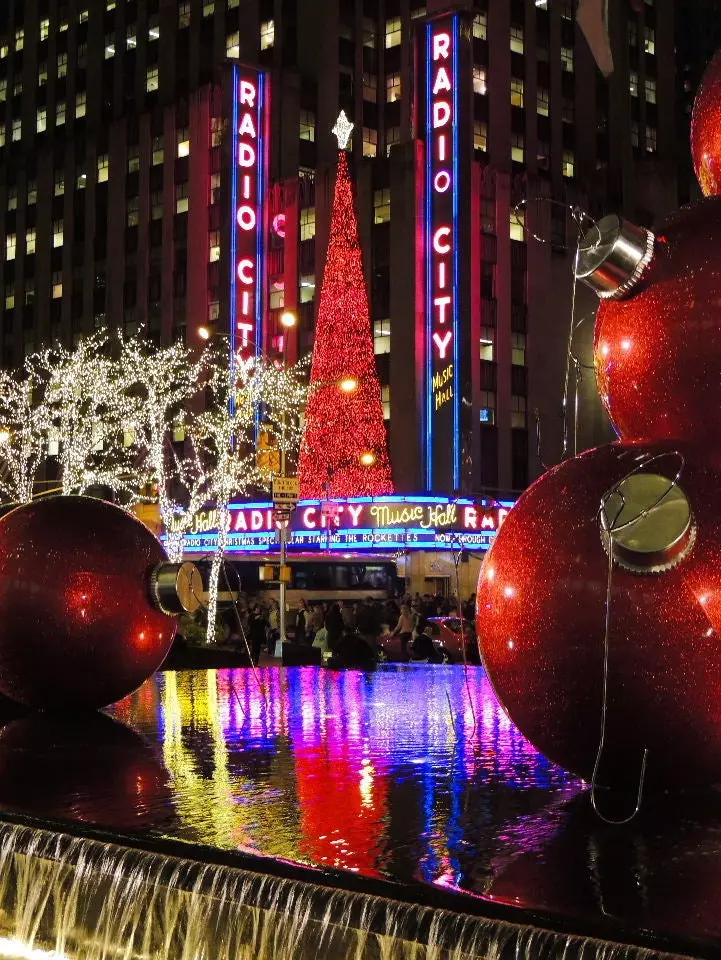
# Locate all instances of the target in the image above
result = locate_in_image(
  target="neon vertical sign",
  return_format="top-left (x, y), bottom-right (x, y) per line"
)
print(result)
top-left (230, 64), bottom-right (268, 368)
top-left (425, 16), bottom-right (460, 492)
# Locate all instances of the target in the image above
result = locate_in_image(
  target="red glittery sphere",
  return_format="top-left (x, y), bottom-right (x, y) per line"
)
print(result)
top-left (476, 441), bottom-right (721, 788)
top-left (0, 496), bottom-right (176, 710)
top-left (691, 50), bottom-right (721, 197)
top-left (594, 198), bottom-right (721, 445)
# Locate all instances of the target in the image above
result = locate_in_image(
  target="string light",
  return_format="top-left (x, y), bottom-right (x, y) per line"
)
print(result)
top-left (0, 367), bottom-right (46, 504)
top-left (298, 150), bottom-right (393, 499)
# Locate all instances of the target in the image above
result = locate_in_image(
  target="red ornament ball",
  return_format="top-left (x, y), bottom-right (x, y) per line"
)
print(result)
top-left (0, 496), bottom-right (176, 710)
top-left (691, 50), bottom-right (721, 197)
top-left (476, 441), bottom-right (721, 789)
top-left (594, 198), bottom-right (721, 445)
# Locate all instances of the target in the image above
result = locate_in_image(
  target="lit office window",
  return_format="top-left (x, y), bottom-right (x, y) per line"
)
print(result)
top-left (53, 222), bottom-right (64, 248)
top-left (11, 119), bottom-right (21, 142)
top-left (374, 319), bottom-right (391, 355)
top-left (512, 332), bottom-right (526, 366)
top-left (0, 80), bottom-right (6, 102)
top-left (300, 274), bottom-right (315, 303)
top-left (13, 78), bottom-right (22, 97)
top-left (510, 77), bottom-right (524, 107)
top-left (645, 27), bottom-right (655, 54)
top-left (226, 32), bottom-right (240, 58)
top-left (373, 188), bottom-right (391, 224)
top-left (561, 47), bottom-right (574, 72)
top-left (537, 87), bottom-right (549, 115)
top-left (510, 26), bottom-right (524, 54)
top-left (260, 20), bottom-right (275, 49)
top-left (644, 77), bottom-right (656, 104)
top-left (148, 18), bottom-right (160, 41)
top-left (146, 67), bottom-right (159, 92)
top-left (177, 128), bottom-right (190, 157)
top-left (381, 385), bottom-right (390, 420)
top-left (228, 0), bottom-right (239, 8)
top-left (128, 145), bottom-right (140, 172)
top-left (178, 3), bottom-right (191, 27)
top-left (56, 101), bottom-right (66, 126)
top-left (473, 121), bottom-right (488, 153)
top-left (510, 207), bottom-right (524, 241)
top-left (386, 127), bottom-right (400, 156)
top-left (79, 9), bottom-right (89, 22)
top-left (646, 126), bottom-right (657, 152)
top-left (36, 108), bottom-right (47, 133)
top-left (7, 188), bottom-right (17, 210)
top-left (25, 230), bottom-right (36, 255)
top-left (480, 327), bottom-right (495, 361)
top-left (211, 119), bottom-right (222, 148)
top-left (562, 150), bottom-right (575, 178)
top-left (299, 109), bottom-right (315, 142)
top-left (385, 17), bottom-right (401, 48)
top-left (76, 166), bottom-right (88, 189)
top-left (14, 29), bottom-right (23, 52)
top-left (57, 53), bottom-right (68, 77)
top-left (5, 288), bottom-right (14, 310)
top-left (127, 196), bottom-right (140, 226)
top-left (5, 235), bottom-right (16, 261)
top-left (97, 154), bottom-right (109, 182)
top-left (54, 172), bottom-right (64, 196)
top-left (386, 73), bottom-right (401, 102)
top-left (209, 231), bottom-right (220, 262)
top-left (473, 66), bottom-right (487, 95)
top-left (363, 73), bottom-right (377, 102)
top-left (0, 45), bottom-right (8, 59)
top-left (126, 25), bottom-right (137, 48)
top-left (152, 137), bottom-right (164, 166)
top-left (203, 1), bottom-right (215, 16)
top-left (38, 62), bottom-right (48, 85)
top-left (473, 13), bottom-right (487, 39)
top-left (511, 133), bottom-right (525, 164)
top-left (300, 207), bottom-right (315, 242)
top-left (40, 18), bottom-right (51, 40)
top-left (75, 92), bottom-right (87, 118)
top-left (52, 272), bottom-right (63, 299)
top-left (629, 71), bottom-right (639, 97)
top-left (175, 183), bottom-right (189, 215)
top-left (362, 127), bottom-right (377, 158)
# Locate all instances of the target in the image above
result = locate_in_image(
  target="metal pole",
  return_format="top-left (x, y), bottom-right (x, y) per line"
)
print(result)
top-left (275, 340), bottom-right (289, 660)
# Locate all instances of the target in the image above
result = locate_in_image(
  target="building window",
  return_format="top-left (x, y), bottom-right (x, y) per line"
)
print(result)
top-left (381, 385), bottom-right (390, 420)
top-left (362, 127), bottom-right (377, 158)
top-left (6, 235), bottom-right (16, 261)
top-left (7, 188), bottom-right (17, 211)
top-left (474, 121), bottom-right (488, 153)
top-left (128, 145), bottom-right (140, 172)
top-left (562, 150), bottom-right (575, 178)
top-left (226, 31), bottom-right (240, 58)
top-left (203, 1), bottom-right (215, 16)
top-left (510, 25), bottom-right (524, 54)
top-left (260, 20), bottom-right (275, 49)
top-left (56, 101), bottom-right (66, 126)
top-left (510, 207), bottom-right (524, 241)
top-left (38, 63), bottom-right (48, 86)
top-left (76, 167), bottom-right (88, 189)
top-left (53, 222), bottom-right (63, 248)
top-left (363, 73), bottom-right (377, 102)
top-left (628, 21), bottom-right (638, 46)
top-left (386, 127), bottom-right (400, 156)
top-left (385, 17), bottom-right (401, 48)
top-left (562, 97), bottom-right (574, 123)
top-left (537, 87), bottom-right (549, 116)
top-left (0, 45), bottom-right (6, 59)
top-left (228, 0), bottom-right (239, 8)
top-left (210, 172), bottom-right (221, 205)
top-left (13, 77), bottom-right (22, 97)
top-left (510, 77), bottom-right (524, 107)
top-left (127, 197), bottom-right (140, 226)
top-left (152, 137), bottom-right (164, 165)
top-left (175, 183), bottom-right (189, 215)
top-left (645, 27), bottom-right (655, 55)
top-left (512, 332), bottom-right (526, 366)
top-left (24, 282), bottom-right (34, 307)
top-left (511, 395), bottom-right (526, 428)
top-left (5, 287), bottom-right (14, 310)
top-left (52, 272), bottom-right (63, 299)
top-left (511, 133), bottom-right (524, 164)
top-left (299, 109), bottom-right (315, 142)
top-left (480, 326), bottom-right (495, 361)
top-left (300, 207), bottom-right (315, 242)
top-left (644, 77), bottom-right (656, 104)
top-left (269, 286), bottom-right (284, 311)
top-left (209, 231), bottom-right (220, 262)
top-left (178, 3), bottom-right (191, 27)
top-left (97, 154), bottom-right (109, 182)
top-left (386, 73), bottom-right (401, 102)
top-left (373, 188), bottom-right (391, 224)
top-left (27, 181), bottom-right (37, 205)
top-left (0, 80), bottom-right (6, 102)
top-left (15, 29), bottom-right (24, 52)
top-left (36, 108), bottom-right (47, 133)
top-left (473, 66), bottom-right (487, 96)
top-left (55, 172), bottom-right (64, 196)
top-left (146, 66), bottom-right (159, 93)
top-left (59, 18), bottom-right (68, 32)
top-left (473, 13), bottom-right (487, 39)
top-left (75, 92), bottom-right (87, 119)
top-left (561, 47), bottom-right (574, 72)
top-left (177, 129), bottom-right (190, 157)
top-left (149, 18), bottom-right (160, 42)
top-left (11, 120), bottom-right (21, 142)
top-left (300, 274), bottom-right (315, 303)
top-left (79, 9), bottom-right (89, 22)
top-left (374, 319), bottom-right (391, 355)
top-left (40, 18), bottom-right (51, 40)
top-left (646, 126), bottom-right (657, 152)
top-left (151, 190), bottom-right (163, 220)
top-left (480, 392), bottom-right (495, 424)
top-left (57, 53), bottom-right (68, 77)
top-left (631, 120), bottom-right (640, 148)
top-left (77, 42), bottom-right (88, 69)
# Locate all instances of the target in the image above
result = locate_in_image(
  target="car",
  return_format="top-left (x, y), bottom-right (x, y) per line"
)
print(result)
top-left (377, 616), bottom-right (480, 665)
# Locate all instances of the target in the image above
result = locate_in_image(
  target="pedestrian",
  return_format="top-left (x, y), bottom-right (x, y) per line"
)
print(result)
top-left (267, 599), bottom-right (280, 654)
top-left (340, 599), bottom-right (356, 631)
top-left (295, 599), bottom-right (308, 645)
top-left (326, 602), bottom-right (344, 650)
top-left (247, 604), bottom-right (267, 665)
top-left (392, 603), bottom-right (414, 659)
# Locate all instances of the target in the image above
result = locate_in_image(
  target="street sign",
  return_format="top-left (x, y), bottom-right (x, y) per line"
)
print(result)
top-left (272, 475), bottom-right (300, 505)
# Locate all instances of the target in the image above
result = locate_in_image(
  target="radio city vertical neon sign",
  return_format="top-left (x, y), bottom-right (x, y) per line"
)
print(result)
top-left (425, 16), bottom-right (460, 491)
top-left (230, 64), bottom-right (268, 365)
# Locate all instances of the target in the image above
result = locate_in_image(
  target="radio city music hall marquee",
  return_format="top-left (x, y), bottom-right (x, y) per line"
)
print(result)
top-left (424, 15), bottom-right (461, 491)
top-left (171, 496), bottom-right (514, 554)
top-left (230, 63), bottom-right (268, 361)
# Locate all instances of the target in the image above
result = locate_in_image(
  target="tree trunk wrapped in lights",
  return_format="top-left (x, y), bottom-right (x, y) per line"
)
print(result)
top-left (0, 368), bottom-right (47, 505)
top-left (298, 148), bottom-right (393, 499)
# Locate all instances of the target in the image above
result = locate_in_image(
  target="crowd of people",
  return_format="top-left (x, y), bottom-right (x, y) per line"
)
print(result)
top-left (220, 593), bottom-right (476, 667)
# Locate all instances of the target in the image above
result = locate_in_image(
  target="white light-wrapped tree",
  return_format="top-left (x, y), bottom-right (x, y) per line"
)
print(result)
top-left (118, 334), bottom-right (214, 562)
top-left (28, 332), bottom-right (141, 499)
top-left (247, 354), bottom-right (310, 484)
top-left (0, 366), bottom-right (47, 504)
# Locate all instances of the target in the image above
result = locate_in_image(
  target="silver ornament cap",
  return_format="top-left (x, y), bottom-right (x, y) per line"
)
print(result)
top-left (575, 214), bottom-right (655, 300)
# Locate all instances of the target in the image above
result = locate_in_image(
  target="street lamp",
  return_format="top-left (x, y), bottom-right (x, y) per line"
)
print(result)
top-left (338, 377), bottom-right (358, 393)
top-left (275, 309), bottom-right (298, 658)
top-left (280, 311), bottom-right (297, 330)
top-left (359, 451), bottom-right (376, 467)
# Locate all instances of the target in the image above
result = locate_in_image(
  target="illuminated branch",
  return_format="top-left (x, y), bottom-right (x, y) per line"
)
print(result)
top-left (0, 367), bottom-right (46, 504)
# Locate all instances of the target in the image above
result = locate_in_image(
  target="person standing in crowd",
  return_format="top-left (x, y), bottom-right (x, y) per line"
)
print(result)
top-left (295, 599), bottom-right (308, 645)
top-left (267, 599), bottom-right (280, 654)
top-left (309, 602), bottom-right (324, 640)
top-left (392, 604), bottom-right (414, 659)
top-left (326, 602), bottom-right (344, 651)
top-left (247, 604), bottom-right (267, 665)
top-left (340, 599), bottom-right (356, 632)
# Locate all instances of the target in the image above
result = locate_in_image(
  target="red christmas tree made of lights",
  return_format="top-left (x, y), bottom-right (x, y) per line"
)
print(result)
top-left (298, 150), bottom-right (394, 498)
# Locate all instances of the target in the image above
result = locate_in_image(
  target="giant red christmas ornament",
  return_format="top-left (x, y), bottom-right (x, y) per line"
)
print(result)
top-left (0, 497), bottom-right (197, 710)
top-left (578, 199), bottom-right (721, 444)
top-left (691, 50), bottom-right (721, 197)
top-left (476, 441), bottom-right (721, 788)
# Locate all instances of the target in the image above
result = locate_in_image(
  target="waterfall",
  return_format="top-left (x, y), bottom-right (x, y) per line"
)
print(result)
top-left (0, 820), bottom-right (683, 960)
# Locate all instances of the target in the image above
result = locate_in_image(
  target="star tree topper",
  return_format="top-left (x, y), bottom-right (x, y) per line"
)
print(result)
top-left (332, 110), bottom-right (354, 150)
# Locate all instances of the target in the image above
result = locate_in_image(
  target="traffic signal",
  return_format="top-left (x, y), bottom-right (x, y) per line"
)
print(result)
top-left (259, 564), bottom-right (291, 582)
